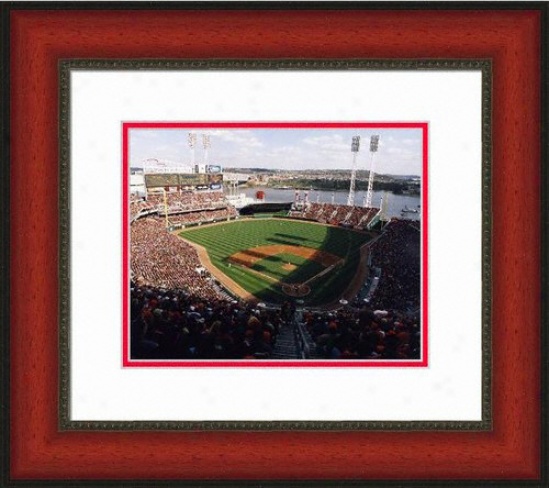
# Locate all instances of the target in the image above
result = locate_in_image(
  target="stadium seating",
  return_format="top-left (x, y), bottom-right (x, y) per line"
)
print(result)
top-left (130, 187), bottom-right (421, 361)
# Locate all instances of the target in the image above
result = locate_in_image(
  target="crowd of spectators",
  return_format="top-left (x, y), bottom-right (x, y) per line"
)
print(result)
top-left (131, 190), bottom-right (238, 226)
top-left (130, 197), bottom-right (155, 220)
top-left (289, 202), bottom-right (379, 229)
top-left (367, 219), bottom-right (420, 312)
top-left (146, 190), bottom-right (226, 214)
top-left (165, 207), bottom-right (238, 226)
top-left (131, 284), bottom-right (292, 360)
top-left (131, 218), bottom-right (220, 299)
top-left (297, 218), bottom-right (421, 360)
top-left (130, 190), bottom-right (227, 219)
top-left (345, 207), bottom-right (378, 227)
top-left (301, 306), bottom-right (420, 360)
top-left (130, 279), bottom-right (420, 361)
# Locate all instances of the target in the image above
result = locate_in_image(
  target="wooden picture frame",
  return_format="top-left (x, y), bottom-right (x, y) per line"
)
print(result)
top-left (58, 58), bottom-right (491, 431)
top-left (1, 2), bottom-right (547, 485)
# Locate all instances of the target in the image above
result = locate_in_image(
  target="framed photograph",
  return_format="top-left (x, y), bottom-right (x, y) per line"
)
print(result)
top-left (120, 120), bottom-right (429, 369)
top-left (2, 2), bottom-right (547, 486)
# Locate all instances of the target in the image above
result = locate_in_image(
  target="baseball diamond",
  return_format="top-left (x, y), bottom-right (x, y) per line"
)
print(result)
top-left (179, 218), bottom-right (371, 305)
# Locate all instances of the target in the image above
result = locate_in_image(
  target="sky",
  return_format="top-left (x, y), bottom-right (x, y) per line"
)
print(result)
top-left (129, 127), bottom-right (423, 176)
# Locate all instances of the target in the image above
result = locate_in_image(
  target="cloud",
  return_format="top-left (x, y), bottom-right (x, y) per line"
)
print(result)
top-left (129, 128), bottom-right (422, 174)
top-left (401, 138), bottom-right (419, 146)
top-left (129, 129), bottom-right (159, 140)
top-left (302, 134), bottom-right (344, 145)
top-left (208, 129), bottom-right (264, 148)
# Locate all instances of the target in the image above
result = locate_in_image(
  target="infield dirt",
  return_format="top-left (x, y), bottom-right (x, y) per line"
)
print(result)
top-left (192, 242), bottom-right (255, 301)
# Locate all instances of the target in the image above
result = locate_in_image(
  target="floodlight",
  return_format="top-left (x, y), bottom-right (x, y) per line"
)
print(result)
top-left (188, 132), bottom-right (197, 148)
top-left (351, 135), bottom-right (361, 153)
top-left (202, 133), bottom-right (211, 149)
top-left (370, 135), bottom-right (380, 152)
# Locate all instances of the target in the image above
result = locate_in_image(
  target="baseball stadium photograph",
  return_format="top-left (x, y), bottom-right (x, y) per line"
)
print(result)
top-left (126, 123), bottom-right (426, 365)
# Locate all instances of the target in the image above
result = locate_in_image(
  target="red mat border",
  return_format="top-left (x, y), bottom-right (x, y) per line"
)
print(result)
top-left (122, 121), bottom-right (428, 368)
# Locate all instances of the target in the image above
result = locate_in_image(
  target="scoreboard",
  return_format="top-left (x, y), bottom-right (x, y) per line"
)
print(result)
top-left (145, 173), bottom-right (223, 190)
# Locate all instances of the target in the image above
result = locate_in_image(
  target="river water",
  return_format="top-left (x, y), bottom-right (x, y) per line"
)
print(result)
top-left (240, 188), bottom-right (421, 221)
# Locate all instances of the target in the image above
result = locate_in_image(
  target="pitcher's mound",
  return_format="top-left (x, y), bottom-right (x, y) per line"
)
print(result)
top-left (282, 263), bottom-right (297, 271)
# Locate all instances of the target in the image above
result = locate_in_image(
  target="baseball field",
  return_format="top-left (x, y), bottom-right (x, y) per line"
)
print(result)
top-left (179, 218), bottom-right (371, 305)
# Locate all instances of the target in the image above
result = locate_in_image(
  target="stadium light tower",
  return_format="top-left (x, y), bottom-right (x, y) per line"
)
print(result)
top-left (202, 133), bottom-right (211, 165)
top-left (364, 135), bottom-right (380, 208)
top-left (347, 136), bottom-right (360, 206)
top-left (188, 132), bottom-right (197, 165)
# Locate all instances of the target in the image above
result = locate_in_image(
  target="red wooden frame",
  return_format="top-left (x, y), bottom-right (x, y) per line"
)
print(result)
top-left (9, 6), bottom-right (541, 482)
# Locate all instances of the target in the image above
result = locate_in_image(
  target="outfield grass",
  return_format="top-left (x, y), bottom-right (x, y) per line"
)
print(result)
top-left (180, 218), bottom-right (370, 305)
